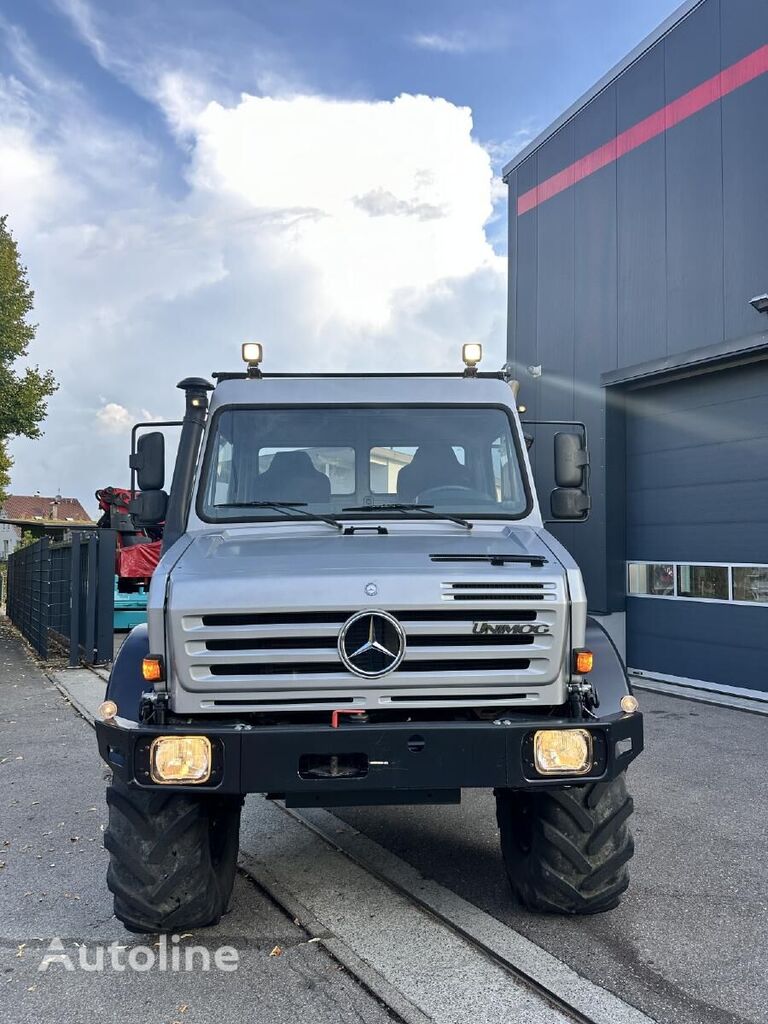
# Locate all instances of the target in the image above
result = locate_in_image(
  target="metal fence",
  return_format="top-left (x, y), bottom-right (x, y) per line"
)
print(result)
top-left (7, 531), bottom-right (116, 665)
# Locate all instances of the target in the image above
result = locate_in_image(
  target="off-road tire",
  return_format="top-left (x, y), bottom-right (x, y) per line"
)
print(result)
top-left (104, 781), bottom-right (242, 933)
top-left (495, 772), bottom-right (634, 914)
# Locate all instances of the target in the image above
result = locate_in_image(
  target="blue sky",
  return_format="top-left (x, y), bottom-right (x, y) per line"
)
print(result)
top-left (1, 0), bottom-right (682, 505)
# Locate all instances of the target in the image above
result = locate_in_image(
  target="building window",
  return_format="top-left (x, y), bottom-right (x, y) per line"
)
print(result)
top-left (628, 563), bottom-right (674, 596)
top-left (732, 567), bottom-right (768, 604)
top-left (676, 565), bottom-right (729, 600)
top-left (627, 562), bottom-right (768, 606)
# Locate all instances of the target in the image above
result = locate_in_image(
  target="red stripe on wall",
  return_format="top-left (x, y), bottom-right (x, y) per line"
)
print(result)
top-left (517, 43), bottom-right (768, 216)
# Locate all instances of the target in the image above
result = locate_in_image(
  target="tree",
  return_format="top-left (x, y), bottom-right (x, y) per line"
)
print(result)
top-left (0, 215), bottom-right (57, 501)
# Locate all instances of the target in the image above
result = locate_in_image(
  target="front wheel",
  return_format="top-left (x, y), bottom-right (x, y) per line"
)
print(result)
top-left (495, 772), bottom-right (634, 914)
top-left (104, 781), bottom-right (242, 933)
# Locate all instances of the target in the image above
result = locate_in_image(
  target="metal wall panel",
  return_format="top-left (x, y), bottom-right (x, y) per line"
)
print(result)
top-left (721, 0), bottom-right (768, 343)
top-left (664, 0), bottom-right (724, 355)
top-left (626, 597), bottom-right (768, 692)
top-left (505, 167), bottom-right (518, 381)
top-left (510, 155), bottom-right (538, 417)
top-left (573, 87), bottom-right (619, 606)
top-left (616, 43), bottom-right (668, 368)
top-left (534, 125), bottom-right (577, 559)
top-left (506, 0), bottom-right (768, 618)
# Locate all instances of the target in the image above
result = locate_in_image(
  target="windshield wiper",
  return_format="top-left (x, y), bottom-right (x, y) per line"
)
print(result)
top-left (215, 500), bottom-right (343, 531)
top-left (341, 502), bottom-right (472, 530)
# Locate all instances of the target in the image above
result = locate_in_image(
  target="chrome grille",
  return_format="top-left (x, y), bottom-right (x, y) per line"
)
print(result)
top-left (173, 602), bottom-right (565, 712)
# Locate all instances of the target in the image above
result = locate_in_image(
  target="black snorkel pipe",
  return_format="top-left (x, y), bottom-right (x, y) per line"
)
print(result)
top-left (161, 377), bottom-right (214, 554)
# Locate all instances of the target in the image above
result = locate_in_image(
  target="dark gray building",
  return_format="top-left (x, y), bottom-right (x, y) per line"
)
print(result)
top-left (504, 0), bottom-right (768, 697)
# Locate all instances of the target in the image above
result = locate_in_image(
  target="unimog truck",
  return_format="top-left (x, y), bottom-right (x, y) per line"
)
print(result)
top-left (96, 343), bottom-right (642, 932)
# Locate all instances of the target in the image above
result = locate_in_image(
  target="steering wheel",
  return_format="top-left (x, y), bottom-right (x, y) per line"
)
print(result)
top-left (416, 485), bottom-right (490, 504)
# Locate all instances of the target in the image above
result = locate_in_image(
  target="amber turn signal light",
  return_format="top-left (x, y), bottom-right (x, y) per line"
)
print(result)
top-left (573, 649), bottom-right (594, 674)
top-left (142, 656), bottom-right (165, 683)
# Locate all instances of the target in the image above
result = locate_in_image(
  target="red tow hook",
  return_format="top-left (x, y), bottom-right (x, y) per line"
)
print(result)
top-left (331, 710), bottom-right (368, 728)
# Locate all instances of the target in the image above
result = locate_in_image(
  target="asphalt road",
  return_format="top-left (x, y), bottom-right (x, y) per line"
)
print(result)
top-left (334, 691), bottom-right (768, 1024)
top-left (0, 623), bottom-right (394, 1024)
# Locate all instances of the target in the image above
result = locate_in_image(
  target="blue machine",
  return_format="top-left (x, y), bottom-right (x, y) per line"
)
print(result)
top-left (113, 579), bottom-right (148, 631)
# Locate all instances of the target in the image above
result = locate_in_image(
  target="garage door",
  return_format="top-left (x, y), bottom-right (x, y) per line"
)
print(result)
top-left (625, 359), bottom-right (768, 695)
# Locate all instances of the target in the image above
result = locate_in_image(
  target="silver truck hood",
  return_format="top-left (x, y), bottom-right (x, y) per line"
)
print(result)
top-left (170, 524), bottom-right (556, 580)
top-left (163, 524), bottom-right (573, 715)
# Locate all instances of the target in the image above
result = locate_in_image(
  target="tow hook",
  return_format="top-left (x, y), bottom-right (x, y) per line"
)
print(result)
top-left (331, 710), bottom-right (369, 728)
top-left (138, 690), bottom-right (170, 725)
top-left (568, 681), bottom-right (600, 718)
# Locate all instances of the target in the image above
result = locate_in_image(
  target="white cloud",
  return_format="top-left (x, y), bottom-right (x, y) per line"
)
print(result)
top-left (407, 21), bottom-right (516, 56)
top-left (2, 22), bottom-right (506, 505)
top-left (96, 403), bottom-right (134, 433)
top-left (184, 91), bottom-right (500, 327)
top-left (409, 32), bottom-right (476, 54)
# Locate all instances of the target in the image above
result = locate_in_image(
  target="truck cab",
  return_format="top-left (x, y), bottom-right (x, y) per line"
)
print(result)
top-left (97, 345), bottom-right (642, 932)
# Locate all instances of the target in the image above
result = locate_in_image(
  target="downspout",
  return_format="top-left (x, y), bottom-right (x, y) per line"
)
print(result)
top-left (161, 377), bottom-right (213, 554)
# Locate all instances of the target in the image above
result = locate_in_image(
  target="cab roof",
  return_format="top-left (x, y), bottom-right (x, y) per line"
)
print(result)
top-left (208, 374), bottom-right (518, 412)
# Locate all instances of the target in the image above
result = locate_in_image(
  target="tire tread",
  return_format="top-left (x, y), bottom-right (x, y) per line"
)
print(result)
top-left (104, 781), bottom-right (241, 933)
top-left (496, 772), bottom-right (634, 915)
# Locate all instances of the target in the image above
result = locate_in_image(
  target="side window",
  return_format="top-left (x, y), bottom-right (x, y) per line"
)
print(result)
top-left (370, 446), bottom-right (415, 494)
top-left (490, 435), bottom-right (521, 504)
top-left (491, 436), bottom-right (508, 501)
top-left (211, 437), bottom-right (234, 506)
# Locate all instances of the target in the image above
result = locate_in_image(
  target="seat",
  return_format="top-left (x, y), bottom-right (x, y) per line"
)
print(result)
top-left (396, 444), bottom-right (468, 501)
top-left (257, 450), bottom-right (331, 503)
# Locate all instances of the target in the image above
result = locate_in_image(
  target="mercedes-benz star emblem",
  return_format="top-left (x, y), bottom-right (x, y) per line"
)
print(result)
top-left (338, 610), bottom-right (406, 678)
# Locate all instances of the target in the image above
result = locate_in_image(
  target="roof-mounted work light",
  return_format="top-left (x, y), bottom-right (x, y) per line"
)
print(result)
top-left (242, 342), bottom-right (263, 378)
top-left (462, 343), bottom-right (482, 376)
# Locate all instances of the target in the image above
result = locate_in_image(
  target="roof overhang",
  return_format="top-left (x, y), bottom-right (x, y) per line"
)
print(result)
top-left (601, 331), bottom-right (768, 389)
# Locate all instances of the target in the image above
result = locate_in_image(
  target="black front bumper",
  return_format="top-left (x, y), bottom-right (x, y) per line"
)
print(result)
top-left (96, 711), bottom-right (643, 805)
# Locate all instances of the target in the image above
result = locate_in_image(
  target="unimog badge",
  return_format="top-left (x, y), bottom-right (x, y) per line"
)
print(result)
top-left (472, 621), bottom-right (551, 636)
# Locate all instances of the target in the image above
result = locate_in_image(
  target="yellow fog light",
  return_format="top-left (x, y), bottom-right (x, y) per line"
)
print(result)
top-left (533, 729), bottom-right (592, 776)
top-left (150, 736), bottom-right (212, 784)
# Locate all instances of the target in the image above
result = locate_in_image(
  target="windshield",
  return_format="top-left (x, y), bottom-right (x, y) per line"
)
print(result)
top-left (199, 405), bottom-right (530, 522)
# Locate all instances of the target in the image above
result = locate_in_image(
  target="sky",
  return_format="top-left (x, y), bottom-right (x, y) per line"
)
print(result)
top-left (0, 0), bottom-right (683, 514)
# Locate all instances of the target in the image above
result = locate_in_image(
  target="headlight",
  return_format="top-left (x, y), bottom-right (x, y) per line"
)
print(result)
top-left (150, 736), bottom-right (212, 784)
top-left (533, 729), bottom-right (592, 775)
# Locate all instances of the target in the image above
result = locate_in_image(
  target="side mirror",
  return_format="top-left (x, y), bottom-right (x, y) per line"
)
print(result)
top-left (551, 430), bottom-right (590, 521)
top-left (130, 490), bottom-right (168, 525)
top-left (554, 432), bottom-right (587, 488)
top-left (131, 432), bottom-right (165, 491)
top-left (550, 487), bottom-right (590, 520)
